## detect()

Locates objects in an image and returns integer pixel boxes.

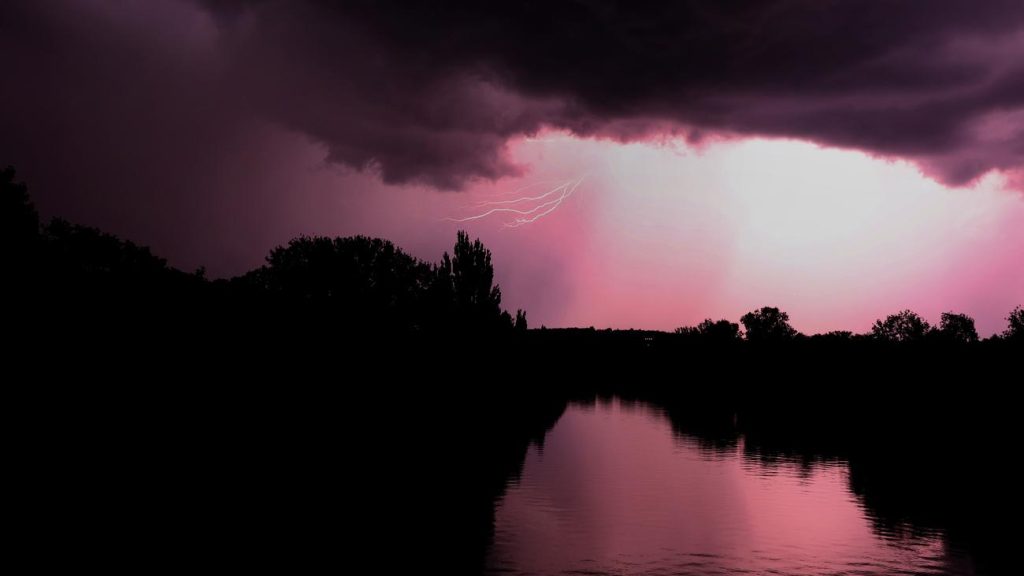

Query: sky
[2,1,1022,335]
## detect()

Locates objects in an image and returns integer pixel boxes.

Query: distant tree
[259,235,431,330]
[452,231,501,313]
[433,230,510,331]
[2,167,38,233]
[44,218,172,280]
[676,319,741,342]
[812,331,856,344]
[1005,306,1024,341]
[253,231,518,333]
[515,309,528,332]
[426,251,456,328]
[871,310,931,343]
[740,307,798,342]
[937,312,978,343]
[2,166,40,262]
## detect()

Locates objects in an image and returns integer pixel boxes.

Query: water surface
[486,399,972,575]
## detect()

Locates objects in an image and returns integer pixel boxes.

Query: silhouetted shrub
[871,310,932,343]
[740,307,798,342]
[676,319,742,343]
[1005,306,1024,341]
[937,312,978,344]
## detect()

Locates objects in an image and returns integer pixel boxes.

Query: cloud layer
[218,0,1024,188]
[5,0,1022,195]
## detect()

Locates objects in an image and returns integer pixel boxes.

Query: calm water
[485,399,974,576]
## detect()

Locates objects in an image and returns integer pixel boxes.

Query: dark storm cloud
[213,1,562,188]
[3,0,1023,201]
[0,1,258,270]
[209,0,1024,186]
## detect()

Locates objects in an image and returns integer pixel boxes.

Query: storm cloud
[4,0,1023,194]
[208,0,1024,187]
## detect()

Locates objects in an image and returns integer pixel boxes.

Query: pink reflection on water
[486,400,955,575]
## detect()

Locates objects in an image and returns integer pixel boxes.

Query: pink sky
[211,126,1022,337]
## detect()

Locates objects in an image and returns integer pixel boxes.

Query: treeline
[3,167,525,337]
[674,305,1023,344]
[4,166,1020,346]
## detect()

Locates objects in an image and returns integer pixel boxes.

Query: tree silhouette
[44,218,171,279]
[434,230,510,331]
[676,319,742,342]
[238,230,519,334]
[255,235,432,331]
[4,167,179,293]
[515,309,528,332]
[871,310,931,343]
[452,231,501,313]
[2,167,38,243]
[2,167,40,273]
[937,312,978,343]
[1005,306,1024,341]
[740,307,798,342]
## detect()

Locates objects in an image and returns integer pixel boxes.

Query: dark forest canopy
[3,166,1021,343]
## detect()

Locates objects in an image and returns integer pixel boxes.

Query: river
[485,398,978,575]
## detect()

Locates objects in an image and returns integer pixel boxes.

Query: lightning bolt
[446,176,584,228]
[483,179,565,200]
